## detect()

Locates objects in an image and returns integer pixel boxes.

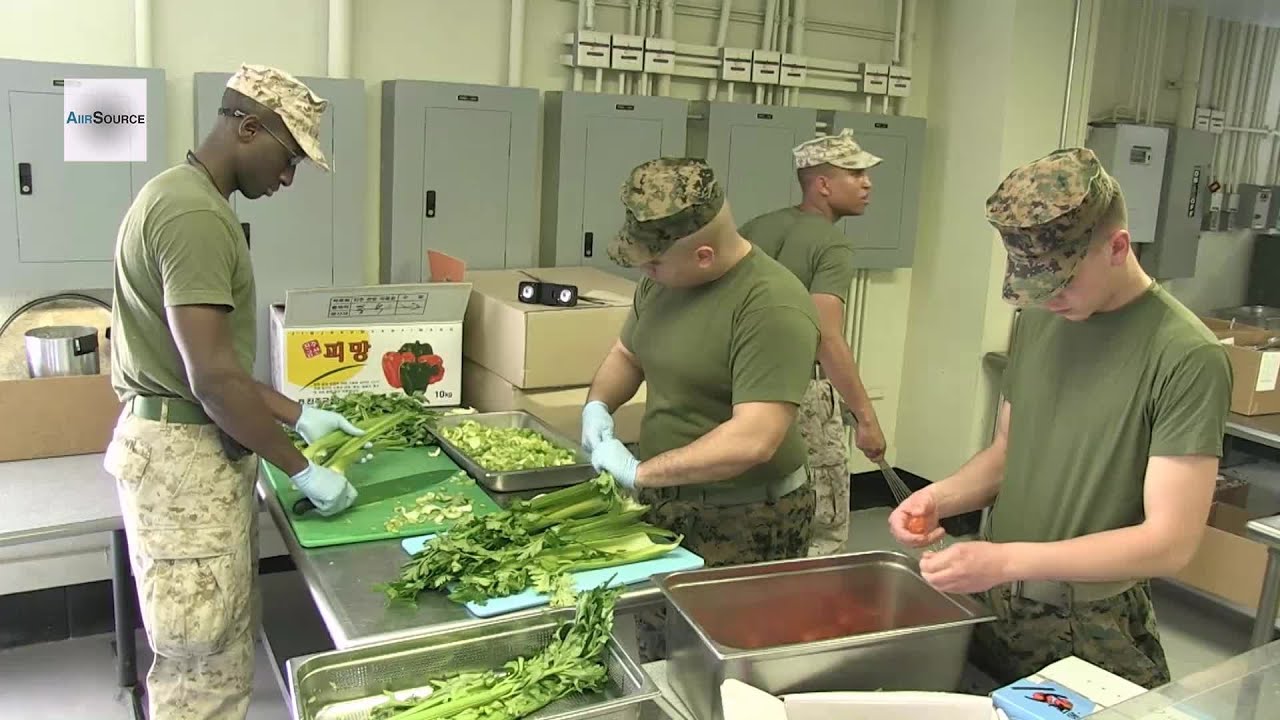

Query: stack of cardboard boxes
[460,267,647,445]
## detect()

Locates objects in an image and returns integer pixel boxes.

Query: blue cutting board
[400,534,705,618]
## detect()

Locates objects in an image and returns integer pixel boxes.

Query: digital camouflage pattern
[104,414,260,720]
[799,378,851,556]
[793,128,883,171]
[971,582,1172,690]
[633,483,816,661]
[226,63,330,171]
[609,157,726,268]
[985,147,1120,307]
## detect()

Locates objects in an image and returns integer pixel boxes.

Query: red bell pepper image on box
[382,341,445,396]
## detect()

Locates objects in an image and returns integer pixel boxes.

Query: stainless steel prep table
[0,453,143,720]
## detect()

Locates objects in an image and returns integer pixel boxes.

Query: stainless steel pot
[24,325,101,378]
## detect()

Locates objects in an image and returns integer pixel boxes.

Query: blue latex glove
[295,405,366,445]
[580,401,615,453]
[291,461,358,516]
[591,438,639,490]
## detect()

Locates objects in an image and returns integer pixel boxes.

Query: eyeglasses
[218,107,304,168]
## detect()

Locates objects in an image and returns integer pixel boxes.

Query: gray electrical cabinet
[830,112,927,269]
[0,58,166,292]
[1086,123,1170,245]
[697,101,818,227]
[1270,186,1280,233]
[381,80,538,282]
[1143,128,1214,280]
[1238,184,1274,232]
[194,72,366,382]
[540,91,688,273]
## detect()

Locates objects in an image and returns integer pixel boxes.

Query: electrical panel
[1238,184,1274,232]
[1246,237,1280,308]
[830,111,927,269]
[540,91,688,276]
[696,101,818,226]
[0,58,167,292]
[1142,128,1214,280]
[1086,123,1170,245]
[1270,186,1280,233]
[380,80,538,282]
[194,72,366,382]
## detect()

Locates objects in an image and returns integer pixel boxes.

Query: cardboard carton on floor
[720,679,998,720]
[0,373,123,462]
[462,267,636,390]
[1174,487,1271,613]
[269,283,470,406]
[1201,317,1280,415]
[461,359,646,444]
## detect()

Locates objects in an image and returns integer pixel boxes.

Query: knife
[292,469,457,516]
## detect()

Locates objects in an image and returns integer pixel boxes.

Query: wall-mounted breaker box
[1142,128,1214,280]
[574,30,612,69]
[779,54,807,87]
[1270,186,1280,233]
[612,34,644,71]
[0,58,168,292]
[1238,184,1274,231]
[752,50,781,85]
[720,48,753,81]
[1086,123,1169,245]
[862,63,889,94]
[888,66,913,97]
[381,80,539,281]
[644,38,675,75]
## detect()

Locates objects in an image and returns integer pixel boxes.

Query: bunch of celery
[367,583,621,720]
[288,391,443,451]
[302,410,414,473]
[382,474,682,607]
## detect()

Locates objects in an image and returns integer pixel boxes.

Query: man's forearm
[586,347,644,412]
[931,443,1006,519]
[257,382,303,426]
[194,372,308,475]
[817,334,875,420]
[1002,522,1197,584]
[636,418,770,488]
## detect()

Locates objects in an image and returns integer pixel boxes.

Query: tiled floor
[0,507,1258,719]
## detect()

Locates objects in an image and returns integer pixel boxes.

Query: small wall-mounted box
[779,54,807,87]
[751,50,781,85]
[1210,109,1226,134]
[644,37,675,75]
[611,34,644,71]
[862,63,890,94]
[888,66,912,97]
[1194,106,1213,132]
[574,30,612,69]
[720,48,753,82]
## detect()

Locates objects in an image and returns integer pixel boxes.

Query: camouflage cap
[793,128,883,171]
[609,158,726,268]
[985,147,1120,307]
[226,63,330,172]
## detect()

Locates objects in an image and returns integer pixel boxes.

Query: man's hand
[581,401,615,453]
[888,486,946,548]
[291,461,358,516]
[295,406,366,445]
[919,541,1011,594]
[591,438,639,490]
[853,413,887,461]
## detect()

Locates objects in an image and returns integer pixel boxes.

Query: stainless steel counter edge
[254,467,667,651]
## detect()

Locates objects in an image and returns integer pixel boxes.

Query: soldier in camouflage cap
[106,62,363,720]
[887,146,1233,688]
[583,157,823,661]
[738,129,887,557]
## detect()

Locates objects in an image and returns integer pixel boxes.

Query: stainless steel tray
[287,608,659,720]
[429,410,597,492]
[657,551,996,720]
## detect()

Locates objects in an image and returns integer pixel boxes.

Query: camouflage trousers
[971,582,1172,689]
[799,378,849,556]
[104,413,260,720]
[633,480,816,662]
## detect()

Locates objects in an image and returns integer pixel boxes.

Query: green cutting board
[262,447,501,548]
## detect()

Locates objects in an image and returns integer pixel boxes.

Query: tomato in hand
[906,513,928,535]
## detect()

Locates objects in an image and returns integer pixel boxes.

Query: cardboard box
[0,374,123,462]
[462,267,636,390]
[1174,497,1271,613]
[992,656,1147,720]
[720,679,998,720]
[461,359,646,444]
[1202,317,1280,415]
[269,283,470,406]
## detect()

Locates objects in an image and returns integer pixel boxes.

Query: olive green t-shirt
[738,207,857,303]
[619,248,821,491]
[989,283,1233,545]
[110,164,256,403]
